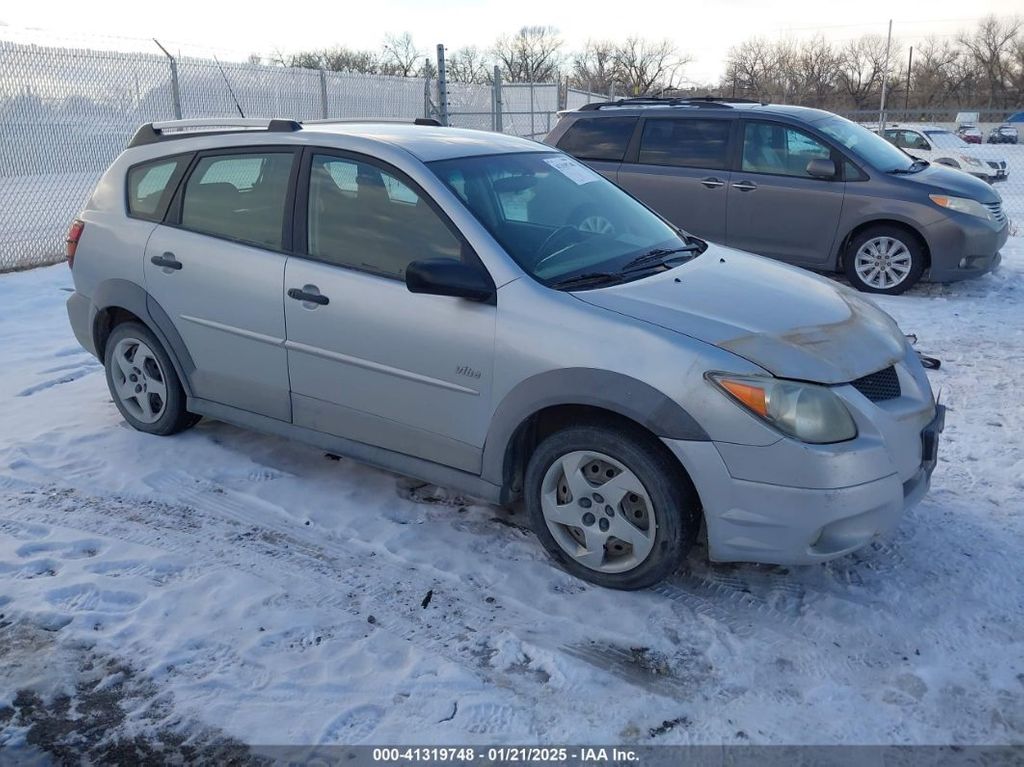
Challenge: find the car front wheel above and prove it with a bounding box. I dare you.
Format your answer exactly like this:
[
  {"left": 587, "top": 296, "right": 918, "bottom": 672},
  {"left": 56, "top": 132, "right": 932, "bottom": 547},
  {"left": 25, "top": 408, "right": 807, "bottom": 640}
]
[
  {"left": 844, "top": 226, "right": 926, "bottom": 295},
  {"left": 524, "top": 422, "right": 700, "bottom": 590}
]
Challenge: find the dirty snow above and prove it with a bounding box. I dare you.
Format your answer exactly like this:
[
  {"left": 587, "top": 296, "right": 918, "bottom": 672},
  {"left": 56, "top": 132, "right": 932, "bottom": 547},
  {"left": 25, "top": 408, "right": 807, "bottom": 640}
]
[{"left": 0, "top": 194, "right": 1022, "bottom": 752}]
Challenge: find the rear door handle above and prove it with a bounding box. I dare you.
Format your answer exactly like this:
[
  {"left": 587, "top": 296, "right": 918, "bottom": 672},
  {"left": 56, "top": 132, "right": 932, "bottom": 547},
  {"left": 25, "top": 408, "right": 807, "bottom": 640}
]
[
  {"left": 732, "top": 181, "right": 757, "bottom": 192},
  {"left": 150, "top": 252, "right": 182, "bottom": 270},
  {"left": 700, "top": 177, "right": 725, "bottom": 189},
  {"left": 287, "top": 287, "right": 330, "bottom": 306}
]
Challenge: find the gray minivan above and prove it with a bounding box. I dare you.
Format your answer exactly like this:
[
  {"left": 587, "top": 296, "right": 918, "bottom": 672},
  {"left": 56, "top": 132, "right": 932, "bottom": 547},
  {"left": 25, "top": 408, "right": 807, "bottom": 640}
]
[{"left": 545, "top": 98, "right": 1009, "bottom": 294}]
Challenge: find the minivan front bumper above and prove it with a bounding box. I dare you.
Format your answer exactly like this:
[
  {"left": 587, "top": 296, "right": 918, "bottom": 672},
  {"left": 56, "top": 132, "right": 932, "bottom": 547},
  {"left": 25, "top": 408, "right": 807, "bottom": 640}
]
[
  {"left": 924, "top": 212, "right": 1008, "bottom": 282},
  {"left": 664, "top": 405, "right": 945, "bottom": 565}
]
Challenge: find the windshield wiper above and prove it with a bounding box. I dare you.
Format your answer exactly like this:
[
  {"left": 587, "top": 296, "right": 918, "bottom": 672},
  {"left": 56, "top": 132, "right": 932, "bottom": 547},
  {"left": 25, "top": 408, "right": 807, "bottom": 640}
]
[
  {"left": 549, "top": 272, "right": 623, "bottom": 290},
  {"left": 620, "top": 245, "right": 702, "bottom": 273},
  {"left": 888, "top": 158, "right": 929, "bottom": 174}
]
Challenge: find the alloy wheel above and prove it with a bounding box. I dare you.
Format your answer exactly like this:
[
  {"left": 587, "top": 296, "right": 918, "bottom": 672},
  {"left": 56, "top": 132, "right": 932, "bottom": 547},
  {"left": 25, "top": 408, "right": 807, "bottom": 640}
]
[{"left": 111, "top": 338, "right": 167, "bottom": 424}]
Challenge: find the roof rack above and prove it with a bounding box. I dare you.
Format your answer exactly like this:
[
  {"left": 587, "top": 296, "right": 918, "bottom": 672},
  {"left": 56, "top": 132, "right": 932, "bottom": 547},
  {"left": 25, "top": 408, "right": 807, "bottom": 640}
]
[
  {"left": 577, "top": 95, "right": 767, "bottom": 112},
  {"left": 128, "top": 116, "right": 444, "bottom": 148},
  {"left": 128, "top": 118, "right": 301, "bottom": 148}
]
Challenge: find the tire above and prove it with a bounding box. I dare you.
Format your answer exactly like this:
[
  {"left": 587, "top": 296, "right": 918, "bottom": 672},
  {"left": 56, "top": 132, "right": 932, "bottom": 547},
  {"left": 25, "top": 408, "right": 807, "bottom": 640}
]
[
  {"left": 103, "top": 322, "right": 199, "bottom": 436},
  {"left": 843, "top": 226, "right": 926, "bottom": 295},
  {"left": 524, "top": 421, "right": 700, "bottom": 590}
]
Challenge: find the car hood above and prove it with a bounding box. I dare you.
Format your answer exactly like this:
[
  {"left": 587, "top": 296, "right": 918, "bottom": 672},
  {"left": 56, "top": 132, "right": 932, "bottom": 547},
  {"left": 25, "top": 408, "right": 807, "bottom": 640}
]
[
  {"left": 909, "top": 161, "right": 1002, "bottom": 202},
  {"left": 574, "top": 248, "right": 907, "bottom": 384}
]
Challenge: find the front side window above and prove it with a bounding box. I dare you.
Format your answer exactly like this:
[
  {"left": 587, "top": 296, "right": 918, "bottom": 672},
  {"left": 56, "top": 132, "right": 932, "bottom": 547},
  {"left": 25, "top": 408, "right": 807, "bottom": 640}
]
[
  {"left": 741, "top": 122, "right": 832, "bottom": 177},
  {"left": 180, "top": 152, "right": 293, "bottom": 249},
  {"left": 556, "top": 117, "right": 637, "bottom": 162},
  {"left": 430, "top": 152, "right": 698, "bottom": 287},
  {"left": 307, "top": 154, "right": 461, "bottom": 279},
  {"left": 127, "top": 156, "right": 189, "bottom": 221},
  {"left": 638, "top": 118, "right": 732, "bottom": 169}
]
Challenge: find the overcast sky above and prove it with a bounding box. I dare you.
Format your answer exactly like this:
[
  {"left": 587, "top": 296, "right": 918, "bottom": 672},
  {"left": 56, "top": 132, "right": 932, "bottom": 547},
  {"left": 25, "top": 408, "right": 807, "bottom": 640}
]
[{"left": 2, "top": 0, "right": 1021, "bottom": 82}]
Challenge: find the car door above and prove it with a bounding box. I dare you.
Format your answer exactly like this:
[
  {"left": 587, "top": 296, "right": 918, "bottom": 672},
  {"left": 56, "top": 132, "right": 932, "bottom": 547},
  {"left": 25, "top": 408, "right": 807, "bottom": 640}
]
[
  {"left": 615, "top": 116, "right": 734, "bottom": 244},
  {"left": 144, "top": 148, "right": 297, "bottom": 421},
  {"left": 725, "top": 120, "right": 845, "bottom": 267},
  {"left": 283, "top": 150, "right": 497, "bottom": 473}
]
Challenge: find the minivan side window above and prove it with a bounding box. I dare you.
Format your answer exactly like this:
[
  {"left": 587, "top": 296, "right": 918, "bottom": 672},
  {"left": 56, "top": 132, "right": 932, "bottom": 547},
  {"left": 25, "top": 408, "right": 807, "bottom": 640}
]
[
  {"left": 741, "top": 123, "right": 832, "bottom": 178},
  {"left": 180, "top": 152, "right": 294, "bottom": 249},
  {"left": 127, "top": 156, "right": 189, "bottom": 221},
  {"left": 307, "top": 154, "right": 461, "bottom": 279},
  {"left": 556, "top": 117, "right": 637, "bottom": 162},
  {"left": 638, "top": 118, "right": 731, "bottom": 170}
]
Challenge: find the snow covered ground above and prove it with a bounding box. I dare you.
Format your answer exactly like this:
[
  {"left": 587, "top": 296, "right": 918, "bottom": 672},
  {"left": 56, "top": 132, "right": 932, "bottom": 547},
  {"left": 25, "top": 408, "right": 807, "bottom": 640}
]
[{"left": 1, "top": 208, "right": 1022, "bottom": 756}]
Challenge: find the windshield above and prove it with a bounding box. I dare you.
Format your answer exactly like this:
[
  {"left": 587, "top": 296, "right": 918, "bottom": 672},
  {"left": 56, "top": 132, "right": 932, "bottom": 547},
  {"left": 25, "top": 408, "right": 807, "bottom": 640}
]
[
  {"left": 926, "top": 130, "right": 969, "bottom": 150},
  {"left": 815, "top": 115, "right": 914, "bottom": 172},
  {"left": 429, "top": 152, "right": 694, "bottom": 286}
]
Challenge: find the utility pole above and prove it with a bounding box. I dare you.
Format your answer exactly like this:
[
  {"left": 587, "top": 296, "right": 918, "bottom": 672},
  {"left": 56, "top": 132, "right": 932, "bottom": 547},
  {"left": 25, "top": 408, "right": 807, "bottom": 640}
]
[
  {"left": 878, "top": 19, "right": 893, "bottom": 132},
  {"left": 904, "top": 46, "right": 913, "bottom": 112},
  {"left": 153, "top": 38, "right": 182, "bottom": 119}
]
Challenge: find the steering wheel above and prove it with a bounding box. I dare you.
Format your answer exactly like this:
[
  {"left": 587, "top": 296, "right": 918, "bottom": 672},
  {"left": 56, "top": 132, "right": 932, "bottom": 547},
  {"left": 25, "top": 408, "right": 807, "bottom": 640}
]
[{"left": 535, "top": 225, "right": 585, "bottom": 270}]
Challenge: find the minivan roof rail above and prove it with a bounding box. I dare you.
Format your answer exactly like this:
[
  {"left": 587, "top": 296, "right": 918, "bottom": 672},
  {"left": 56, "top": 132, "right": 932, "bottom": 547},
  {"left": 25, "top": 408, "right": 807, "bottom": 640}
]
[
  {"left": 128, "top": 116, "right": 443, "bottom": 148},
  {"left": 128, "top": 118, "right": 302, "bottom": 148},
  {"left": 577, "top": 95, "right": 767, "bottom": 112}
]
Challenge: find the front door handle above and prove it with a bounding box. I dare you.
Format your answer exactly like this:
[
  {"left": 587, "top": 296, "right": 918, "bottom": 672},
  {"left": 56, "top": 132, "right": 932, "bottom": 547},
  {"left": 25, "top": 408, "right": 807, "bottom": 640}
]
[
  {"left": 700, "top": 177, "right": 725, "bottom": 189},
  {"left": 732, "top": 181, "right": 758, "bottom": 192},
  {"left": 150, "top": 252, "right": 182, "bottom": 270},
  {"left": 287, "top": 287, "right": 330, "bottom": 306}
]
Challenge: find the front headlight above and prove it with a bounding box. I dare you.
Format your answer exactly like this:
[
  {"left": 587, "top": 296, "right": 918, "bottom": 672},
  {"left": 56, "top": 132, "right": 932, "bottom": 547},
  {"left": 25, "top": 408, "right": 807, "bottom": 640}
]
[
  {"left": 929, "top": 194, "right": 992, "bottom": 220},
  {"left": 708, "top": 374, "right": 857, "bottom": 444},
  {"left": 961, "top": 155, "right": 983, "bottom": 167}
]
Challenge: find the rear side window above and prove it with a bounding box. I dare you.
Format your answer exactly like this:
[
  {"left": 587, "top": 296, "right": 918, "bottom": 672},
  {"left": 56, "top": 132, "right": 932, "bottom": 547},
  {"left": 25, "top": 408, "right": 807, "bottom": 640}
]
[
  {"left": 556, "top": 117, "right": 637, "bottom": 162},
  {"left": 638, "top": 119, "right": 732, "bottom": 169},
  {"left": 127, "top": 157, "right": 189, "bottom": 221},
  {"left": 180, "top": 152, "right": 294, "bottom": 250}
]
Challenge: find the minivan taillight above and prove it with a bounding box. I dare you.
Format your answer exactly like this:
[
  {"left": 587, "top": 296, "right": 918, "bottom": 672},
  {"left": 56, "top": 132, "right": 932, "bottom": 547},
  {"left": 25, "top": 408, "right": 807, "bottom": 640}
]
[{"left": 66, "top": 219, "right": 85, "bottom": 268}]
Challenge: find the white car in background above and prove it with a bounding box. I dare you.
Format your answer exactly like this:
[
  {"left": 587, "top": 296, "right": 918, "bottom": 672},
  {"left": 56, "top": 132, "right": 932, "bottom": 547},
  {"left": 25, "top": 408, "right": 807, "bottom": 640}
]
[{"left": 878, "top": 125, "right": 1008, "bottom": 183}]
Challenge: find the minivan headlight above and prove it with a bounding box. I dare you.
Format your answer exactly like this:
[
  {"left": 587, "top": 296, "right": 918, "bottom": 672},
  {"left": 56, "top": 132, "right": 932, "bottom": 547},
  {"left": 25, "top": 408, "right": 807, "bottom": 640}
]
[
  {"left": 928, "top": 194, "right": 992, "bottom": 220},
  {"left": 708, "top": 374, "right": 857, "bottom": 444}
]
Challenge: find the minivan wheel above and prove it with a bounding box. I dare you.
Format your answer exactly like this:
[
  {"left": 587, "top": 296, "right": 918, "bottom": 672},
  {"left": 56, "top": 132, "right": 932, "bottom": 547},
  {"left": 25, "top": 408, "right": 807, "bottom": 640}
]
[
  {"left": 844, "top": 226, "right": 925, "bottom": 295},
  {"left": 103, "top": 322, "right": 199, "bottom": 436},
  {"left": 524, "top": 423, "right": 699, "bottom": 590}
]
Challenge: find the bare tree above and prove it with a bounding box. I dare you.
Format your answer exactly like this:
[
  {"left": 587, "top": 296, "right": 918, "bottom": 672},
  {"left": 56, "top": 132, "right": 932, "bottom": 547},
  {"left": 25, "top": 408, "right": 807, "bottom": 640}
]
[
  {"left": 794, "top": 36, "right": 841, "bottom": 107},
  {"left": 958, "top": 15, "right": 1022, "bottom": 108},
  {"left": 613, "top": 37, "right": 690, "bottom": 95},
  {"left": 447, "top": 46, "right": 492, "bottom": 84},
  {"left": 836, "top": 35, "right": 892, "bottom": 109},
  {"left": 381, "top": 32, "right": 421, "bottom": 77},
  {"left": 725, "top": 38, "right": 791, "bottom": 102},
  {"left": 571, "top": 40, "right": 618, "bottom": 94},
  {"left": 492, "top": 26, "right": 564, "bottom": 82}
]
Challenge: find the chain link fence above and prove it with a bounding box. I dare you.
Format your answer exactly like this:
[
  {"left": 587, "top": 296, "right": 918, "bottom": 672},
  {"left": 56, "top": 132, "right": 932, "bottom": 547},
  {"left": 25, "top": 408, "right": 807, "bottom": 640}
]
[{"left": 0, "top": 40, "right": 441, "bottom": 271}]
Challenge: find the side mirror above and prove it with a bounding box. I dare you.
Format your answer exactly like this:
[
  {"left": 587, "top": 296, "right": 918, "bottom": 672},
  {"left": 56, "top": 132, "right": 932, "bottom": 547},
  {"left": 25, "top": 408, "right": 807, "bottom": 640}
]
[
  {"left": 806, "top": 158, "right": 838, "bottom": 179},
  {"left": 406, "top": 258, "right": 495, "bottom": 303}
]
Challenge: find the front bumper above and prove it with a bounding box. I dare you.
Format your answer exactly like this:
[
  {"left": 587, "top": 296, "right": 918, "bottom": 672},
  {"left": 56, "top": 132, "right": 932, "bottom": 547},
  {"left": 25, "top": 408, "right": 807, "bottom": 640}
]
[
  {"left": 924, "top": 212, "right": 1009, "bottom": 282},
  {"left": 664, "top": 405, "right": 945, "bottom": 565}
]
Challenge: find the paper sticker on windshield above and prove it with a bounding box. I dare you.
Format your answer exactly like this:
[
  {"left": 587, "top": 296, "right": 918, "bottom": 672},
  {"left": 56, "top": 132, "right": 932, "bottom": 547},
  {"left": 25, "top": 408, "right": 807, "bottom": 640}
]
[{"left": 543, "top": 155, "right": 601, "bottom": 185}]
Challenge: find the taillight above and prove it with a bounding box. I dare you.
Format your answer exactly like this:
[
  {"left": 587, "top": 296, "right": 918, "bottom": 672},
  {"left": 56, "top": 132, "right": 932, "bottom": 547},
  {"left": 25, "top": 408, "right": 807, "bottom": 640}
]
[{"left": 66, "top": 219, "right": 85, "bottom": 268}]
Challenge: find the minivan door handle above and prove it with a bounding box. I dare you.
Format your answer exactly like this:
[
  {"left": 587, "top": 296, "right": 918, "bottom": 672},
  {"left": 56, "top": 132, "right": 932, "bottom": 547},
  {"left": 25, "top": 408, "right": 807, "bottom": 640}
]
[
  {"left": 287, "top": 287, "right": 330, "bottom": 306},
  {"left": 150, "top": 252, "right": 182, "bottom": 271},
  {"left": 700, "top": 177, "right": 725, "bottom": 189},
  {"left": 732, "top": 181, "right": 758, "bottom": 192}
]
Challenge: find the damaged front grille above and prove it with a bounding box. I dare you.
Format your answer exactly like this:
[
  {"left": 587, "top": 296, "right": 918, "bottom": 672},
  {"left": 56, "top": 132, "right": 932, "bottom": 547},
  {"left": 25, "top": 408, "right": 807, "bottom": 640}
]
[{"left": 850, "top": 365, "right": 901, "bottom": 402}]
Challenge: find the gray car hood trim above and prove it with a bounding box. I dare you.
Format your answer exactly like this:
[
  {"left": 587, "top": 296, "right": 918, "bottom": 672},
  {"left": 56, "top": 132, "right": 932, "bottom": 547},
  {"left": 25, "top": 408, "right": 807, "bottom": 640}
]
[{"left": 574, "top": 247, "right": 906, "bottom": 384}]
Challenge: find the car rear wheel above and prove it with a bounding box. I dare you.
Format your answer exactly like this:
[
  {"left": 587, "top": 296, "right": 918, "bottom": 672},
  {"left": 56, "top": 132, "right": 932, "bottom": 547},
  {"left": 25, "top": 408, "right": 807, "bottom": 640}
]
[
  {"left": 524, "top": 422, "right": 700, "bottom": 589},
  {"left": 844, "top": 226, "right": 926, "bottom": 295},
  {"left": 103, "top": 322, "right": 199, "bottom": 436}
]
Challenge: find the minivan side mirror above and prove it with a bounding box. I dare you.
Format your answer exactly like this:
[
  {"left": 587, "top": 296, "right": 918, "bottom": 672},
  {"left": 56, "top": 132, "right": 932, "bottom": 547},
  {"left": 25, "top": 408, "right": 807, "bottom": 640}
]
[
  {"left": 806, "top": 158, "right": 838, "bottom": 179},
  {"left": 406, "top": 258, "right": 495, "bottom": 303}
]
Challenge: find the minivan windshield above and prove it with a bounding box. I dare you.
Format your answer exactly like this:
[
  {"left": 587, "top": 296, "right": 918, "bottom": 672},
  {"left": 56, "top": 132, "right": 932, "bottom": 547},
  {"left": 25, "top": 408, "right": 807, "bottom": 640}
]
[
  {"left": 429, "top": 152, "right": 700, "bottom": 288},
  {"left": 815, "top": 115, "right": 915, "bottom": 172}
]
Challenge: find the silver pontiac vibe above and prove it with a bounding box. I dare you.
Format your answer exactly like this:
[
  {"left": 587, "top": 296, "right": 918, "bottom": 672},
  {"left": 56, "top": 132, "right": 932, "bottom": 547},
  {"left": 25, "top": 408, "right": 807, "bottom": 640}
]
[{"left": 65, "top": 118, "right": 944, "bottom": 589}]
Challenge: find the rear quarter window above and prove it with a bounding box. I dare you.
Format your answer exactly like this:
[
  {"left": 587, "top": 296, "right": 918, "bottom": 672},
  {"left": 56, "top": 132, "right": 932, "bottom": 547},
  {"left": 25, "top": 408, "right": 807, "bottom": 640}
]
[
  {"left": 556, "top": 117, "right": 637, "bottom": 162},
  {"left": 126, "top": 156, "right": 190, "bottom": 221}
]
